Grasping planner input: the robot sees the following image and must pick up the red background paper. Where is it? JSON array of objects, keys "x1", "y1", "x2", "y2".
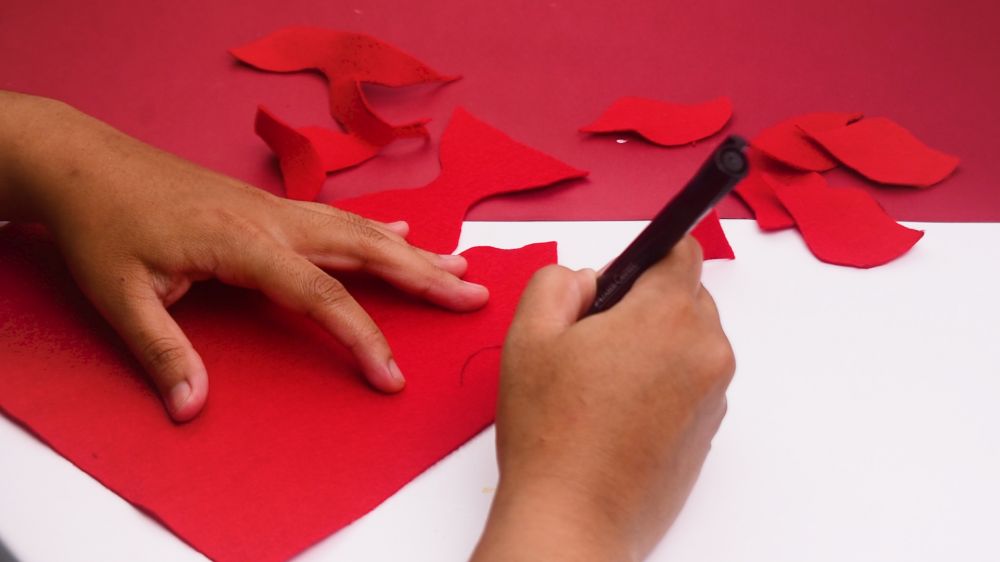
[
  {"x1": 1, "y1": 0, "x2": 996, "y2": 221},
  {"x1": 0, "y1": 225, "x2": 554, "y2": 562}
]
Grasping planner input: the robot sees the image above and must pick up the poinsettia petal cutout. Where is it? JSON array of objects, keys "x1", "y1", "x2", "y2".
[
  {"x1": 0, "y1": 224, "x2": 557, "y2": 562},
  {"x1": 580, "y1": 96, "x2": 732, "y2": 146},
  {"x1": 231, "y1": 27, "x2": 459, "y2": 145},
  {"x1": 335, "y1": 108, "x2": 588, "y2": 254},
  {"x1": 255, "y1": 106, "x2": 379, "y2": 201},
  {"x1": 772, "y1": 172, "x2": 924, "y2": 268},
  {"x1": 799, "y1": 117, "x2": 959, "y2": 187},
  {"x1": 733, "y1": 148, "x2": 799, "y2": 231},
  {"x1": 690, "y1": 209, "x2": 735, "y2": 259},
  {"x1": 752, "y1": 112, "x2": 862, "y2": 171}
]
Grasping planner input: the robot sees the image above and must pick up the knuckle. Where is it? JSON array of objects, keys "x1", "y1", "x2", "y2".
[
  {"x1": 141, "y1": 336, "x2": 187, "y2": 376},
  {"x1": 530, "y1": 264, "x2": 572, "y2": 287},
  {"x1": 306, "y1": 275, "x2": 351, "y2": 311},
  {"x1": 702, "y1": 337, "x2": 736, "y2": 383}
]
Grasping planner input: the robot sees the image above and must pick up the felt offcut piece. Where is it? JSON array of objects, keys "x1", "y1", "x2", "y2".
[
  {"x1": 579, "y1": 96, "x2": 732, "y2": 146},
  {"x1": 771, "y1": 172, "x2": 924, "y2": 268},
  {"x1": 335, "y1": 107, "x2": 588, "y2": 254},
  {"x1": 0, "y1": 224, "x2": 557, "y2": 562},
  {"x1": 799, "y1": 117, "x2": 959, "y2": 187},
  {"x1": 231, "y1": 27, "x2": 458, "y2": 146},
  {"x1": 733, "y1": 148, "x2": 798, "y2": 231},
  {"x1": 751, "y1": 112, "x2": 863, "y2": 171},
  {"x1": 691, "y1": 209, "x2": 735, "y2": 260},
  {"x1": 255, "y1": 105, "x2": 379, "y2": 201}
]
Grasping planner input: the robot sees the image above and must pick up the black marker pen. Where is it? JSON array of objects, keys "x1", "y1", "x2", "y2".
[{"x1": 586, "y1": 135, "x2": 748, "y2": 315}]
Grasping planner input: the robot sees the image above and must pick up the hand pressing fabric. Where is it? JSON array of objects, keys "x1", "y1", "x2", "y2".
[
  {"x1": 0, "y1": 91, "x2": 489, "y2": 421},
  {"x1": 474, "y1": 237, "x2": 735, "y2": 562}
]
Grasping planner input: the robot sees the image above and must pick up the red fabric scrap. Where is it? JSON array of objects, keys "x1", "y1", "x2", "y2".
[
  {"x1": 0, "y1": 224, "x2": 556, "y2": 562},
  {"x1": 691, "y1": 209, "x2": 735, "y2": 260},
  {"x1": 231, "y1": 27, "x2": 458, "y2": 146},
  {"x1": 799, "y1": 117, "x2": 959, "y2": 187},
  {"x1": 579, "y1": 96, "x2": 732, "y2": 146},
  {"x1": 336, "y1": 107, "x2": 588, "y2": 254},
  {"x1": 751, "y1": 112, "x2": 862, "y2": 171},
  {"x1": 732, "y1": 148, "x2": 799, "y2": 231},
  {"x1": 255, "y1": 106, "x2": 379, "y2": 201},
  {"x1": 772, "y1": 172, "x2": 924, "y2": 268}
]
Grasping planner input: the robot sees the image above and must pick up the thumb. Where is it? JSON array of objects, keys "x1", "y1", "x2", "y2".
[
  {"x1": 94, "y1": 277, "x2": 209, "y2": 422},
  {"x1": 510, "y1": 265, "x2": 596, "y2": 338}
]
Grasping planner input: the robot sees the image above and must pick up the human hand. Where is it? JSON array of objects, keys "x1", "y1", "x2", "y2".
[
  {"x1": 473, "y1": 237, "x2": 735, "y2": 561},
  {"x1": 0, "y1": 93, "x2": 489, "y2": 421}
]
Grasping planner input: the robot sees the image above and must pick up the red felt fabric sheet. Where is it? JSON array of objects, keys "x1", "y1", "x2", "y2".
[
  {"x1": 751, "y1": 112, "x2": 862, "y2": 172},
  {"x1": 800, "y1": 117, "x2": 960, "y2": 188},
  {"x1": 231, "y1": 27, "x2": 457, "y2": 146},
  {"x1": 0, "y1": 225, "x2": 555, "y2": 562},
  {"x1": 771, "y1": 172, "x2": 924, "y2": 268},
  {"x1": 580, "y1": 96, "x2": 732, "y2": 146},
  {"x1": 255, "y1": 106, "x2": 379, "y2": 201}
]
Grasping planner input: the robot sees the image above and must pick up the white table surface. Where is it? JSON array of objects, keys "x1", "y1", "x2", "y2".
[{"x1": 2, "y1": 220, "x2": 999, "y2": 561}]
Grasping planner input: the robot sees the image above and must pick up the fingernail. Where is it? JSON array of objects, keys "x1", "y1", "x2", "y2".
[
  {"x1": 387, "y1": 358, "x2": 406, "y2": 386},
  {"x1": 438, "y1": 253, "x2": 466, "y2": 265},
  {"x1": 462, "y1": 280, "x2": 488, "y2": 293},
  {"x1": 169, "y1": 380, "x2": 192, "y2": 414},
  {"x1": 386, "y1": 221, "x2": 409, "y2": 234}
]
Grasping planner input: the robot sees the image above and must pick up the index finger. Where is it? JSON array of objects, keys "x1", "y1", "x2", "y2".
[{"x1": 621, "y1": 235, "x2": 704, "y2": 306}]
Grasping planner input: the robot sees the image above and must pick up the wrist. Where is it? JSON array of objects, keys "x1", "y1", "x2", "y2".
[
  {"x1": 472, "y1": 472, "x2": 639, "y2": 562},
  {"x1": 0, "y1": 92, "x2": 80, "y2": 222}
]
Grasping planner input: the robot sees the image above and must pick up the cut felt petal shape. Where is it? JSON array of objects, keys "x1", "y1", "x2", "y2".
[
  {"x1": 733, "y1": 148, "x2": 798, "y2": 231},
  {"x1": 580, "y1": 96, "x2": 732, "y2": 146},
  {"x1": 335, "y1": 108, "x2": 588, "y2": 254},
  {"x1": 799, "y1": 117, "x2": 959, "y2": 187},
  {"x1": 772, "y1": 172, "x2": 924, "y2": 268},
  {"x1": 0, "y1": 224, "x2": 557, "y2": 562},
  {"x1": 690, "y1": 209, "x2": 735, "y2": 259},
  {"x1": 752, "y1": 112, "x2": 862, "y2": 171},
  {"x1": 231, "y1": 27, "x2": 458, "y2": 146},
  {"x1": 255, "y1": 106, "x2": 379, "y2": 201}
]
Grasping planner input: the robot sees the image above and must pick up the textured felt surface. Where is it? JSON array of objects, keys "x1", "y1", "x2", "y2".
[
  {"x1": 751, "y1": 112, "x2": 862, "y2": 172},
  {"x1": 580, "y1": 96, "x2": 732, "y2": 146},
  {"x1": 0, "y1": 224, "x2": 555, "y2": 562},
  {"x1": 231, "y1": 27, "x2": 458, "y2": 146},
  {"x1": 800, "y1": 117, "x2": 960, "y2": 188},
  {"x1": 335, "y1": 107, "x2": 588, "y2": 254},
  {"x1": 733, "y1": 148, "x2": 798, "y2": 232},
  {"x1": 255, "y1": 105, "x2": 379, "y2": 201},
  {"x1": 771, "y1": 172, "x2": 924, "y2": 268}
]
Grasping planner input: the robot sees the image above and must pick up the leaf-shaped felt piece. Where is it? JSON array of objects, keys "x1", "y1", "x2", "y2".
[
  {"x1": 772, "y1": 172, "x2": 924, "y2": 268},
  {"x1": 0, "y1": 224, "x2": 556, "y2": 562},
  {"x1": 733, "y1": 148, "x2": 799, "y2": 231},
  {"x1": 799, "y1": 117, "x2": 959, "y2": 187},
  {"x1": 336, "y1": 108, "x2": 588, "y2": 254},
  {"x1": 231, "y1": 27, "x2": 458, "y2": 146},
  {"x1": 579, "y1": 96, "x2": 732, "y2": 146},
  {"x1": 691, "y1": 209, "x2": 735, "y2": 259},
  {"x1": 255, "y1": 106, "x2": 379, "y2": 201},
  {"x1": 751, "y1": 112, "x2": 862, "y2": 171}
]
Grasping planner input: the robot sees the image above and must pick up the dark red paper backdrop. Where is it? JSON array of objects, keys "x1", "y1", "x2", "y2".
[{"x1": 1, "y1": 0, "x2": 997, "y2": 221}]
